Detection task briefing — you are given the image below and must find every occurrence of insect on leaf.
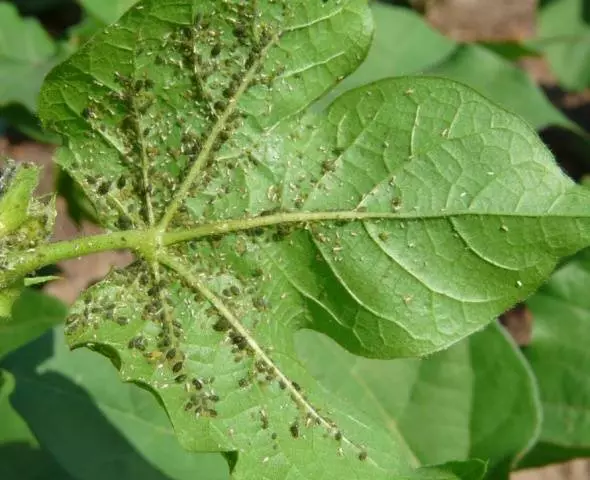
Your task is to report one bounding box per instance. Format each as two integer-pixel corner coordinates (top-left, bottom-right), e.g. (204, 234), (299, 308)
(37, 0), (590, 478)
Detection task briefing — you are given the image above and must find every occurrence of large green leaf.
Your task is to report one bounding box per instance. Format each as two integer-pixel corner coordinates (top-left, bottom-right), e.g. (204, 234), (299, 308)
(0, 3), (65, 112)
(519, 248), (590, 468)
(0, 369), (72, 479)
(297, 322), (541, 479)
(32, 0), (590, 477)
(537, 0), (590, 91)
(2, 327), (229, 480)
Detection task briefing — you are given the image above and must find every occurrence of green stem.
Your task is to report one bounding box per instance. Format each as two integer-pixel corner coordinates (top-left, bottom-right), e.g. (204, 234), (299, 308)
(0, 230), (146, 288)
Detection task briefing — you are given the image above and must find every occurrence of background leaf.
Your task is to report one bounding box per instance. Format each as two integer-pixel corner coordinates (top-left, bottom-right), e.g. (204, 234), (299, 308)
(537, 0), (590, 91)
(77, 0), (139, 24)
(519, 247), (590, 468)
(296, 322), (541, 479)
(0, 369), (72, 479)
(0, 3), (67, 113)
(0, 289), (67, 361)
(2, 326), (230, 480)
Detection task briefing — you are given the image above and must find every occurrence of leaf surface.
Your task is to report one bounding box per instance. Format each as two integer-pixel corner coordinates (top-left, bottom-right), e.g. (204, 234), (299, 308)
(36, 0), (590, 477)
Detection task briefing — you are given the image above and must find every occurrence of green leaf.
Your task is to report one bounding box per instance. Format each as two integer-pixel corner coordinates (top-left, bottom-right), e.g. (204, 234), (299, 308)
(78, 0), (140, 24)
(427, 44), (576, 132)
(536, 0), (590, 91)
(519, 247), (590, 467)
(296, 322), (540, 479)
(0, 290), (67, 360)
(3, 327), (230, 480)
(0, 3), (65, 112)
(0, 369), (72, 479)
(36, 0), (590, 477)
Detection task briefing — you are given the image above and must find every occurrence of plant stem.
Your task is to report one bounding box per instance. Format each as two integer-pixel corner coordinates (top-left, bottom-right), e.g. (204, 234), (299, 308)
(0, 230), (146, 288)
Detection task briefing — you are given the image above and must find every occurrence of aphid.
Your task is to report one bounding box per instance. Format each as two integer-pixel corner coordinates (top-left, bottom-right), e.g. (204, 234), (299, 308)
(358, 450), (368, 461)
(230, 285), (240, 296)
(271, 432), (277, 440)
(166, 348), (177, 360)
(260, 410), (269, 429)
(192, 378), (204, 390)
(238, 378), (249, 388)
(128, 336), (146, 350)
(211, 43), (221, 57)
(172, 361), (183, 373)
(116, 216), (132, 230)
(229, 331), (247, 350)
(82, 107), (97, 120)
(209, 394), (220, 402)
(334, 431), (342, 441)
(291, 381), (301, 392)
(115, 317), (128, 326)
(147, 286), (159, 296)
(252, 296), (268, 311)
(289, 423), (299, 439)
(378, 232), (389, 242)
(97, 181), (110, 195)
(184, 401), (194, 411)
(175, 374), (187, 383)
(278, 380), (286, 390)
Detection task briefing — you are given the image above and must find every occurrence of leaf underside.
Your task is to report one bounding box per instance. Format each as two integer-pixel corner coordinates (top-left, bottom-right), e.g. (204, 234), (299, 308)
(36, 0), (590, 478)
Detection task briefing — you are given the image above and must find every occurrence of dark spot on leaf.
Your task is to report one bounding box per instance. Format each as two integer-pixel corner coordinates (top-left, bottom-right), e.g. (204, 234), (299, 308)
(358, 450), (368, 461)
(289, 423), (299, 438)
(175, 374), (187, 383)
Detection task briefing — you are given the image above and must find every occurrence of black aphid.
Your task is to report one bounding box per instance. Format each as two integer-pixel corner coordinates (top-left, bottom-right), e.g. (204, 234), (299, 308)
(166, 348), (177, 360)
(172, 361), (183, 373)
